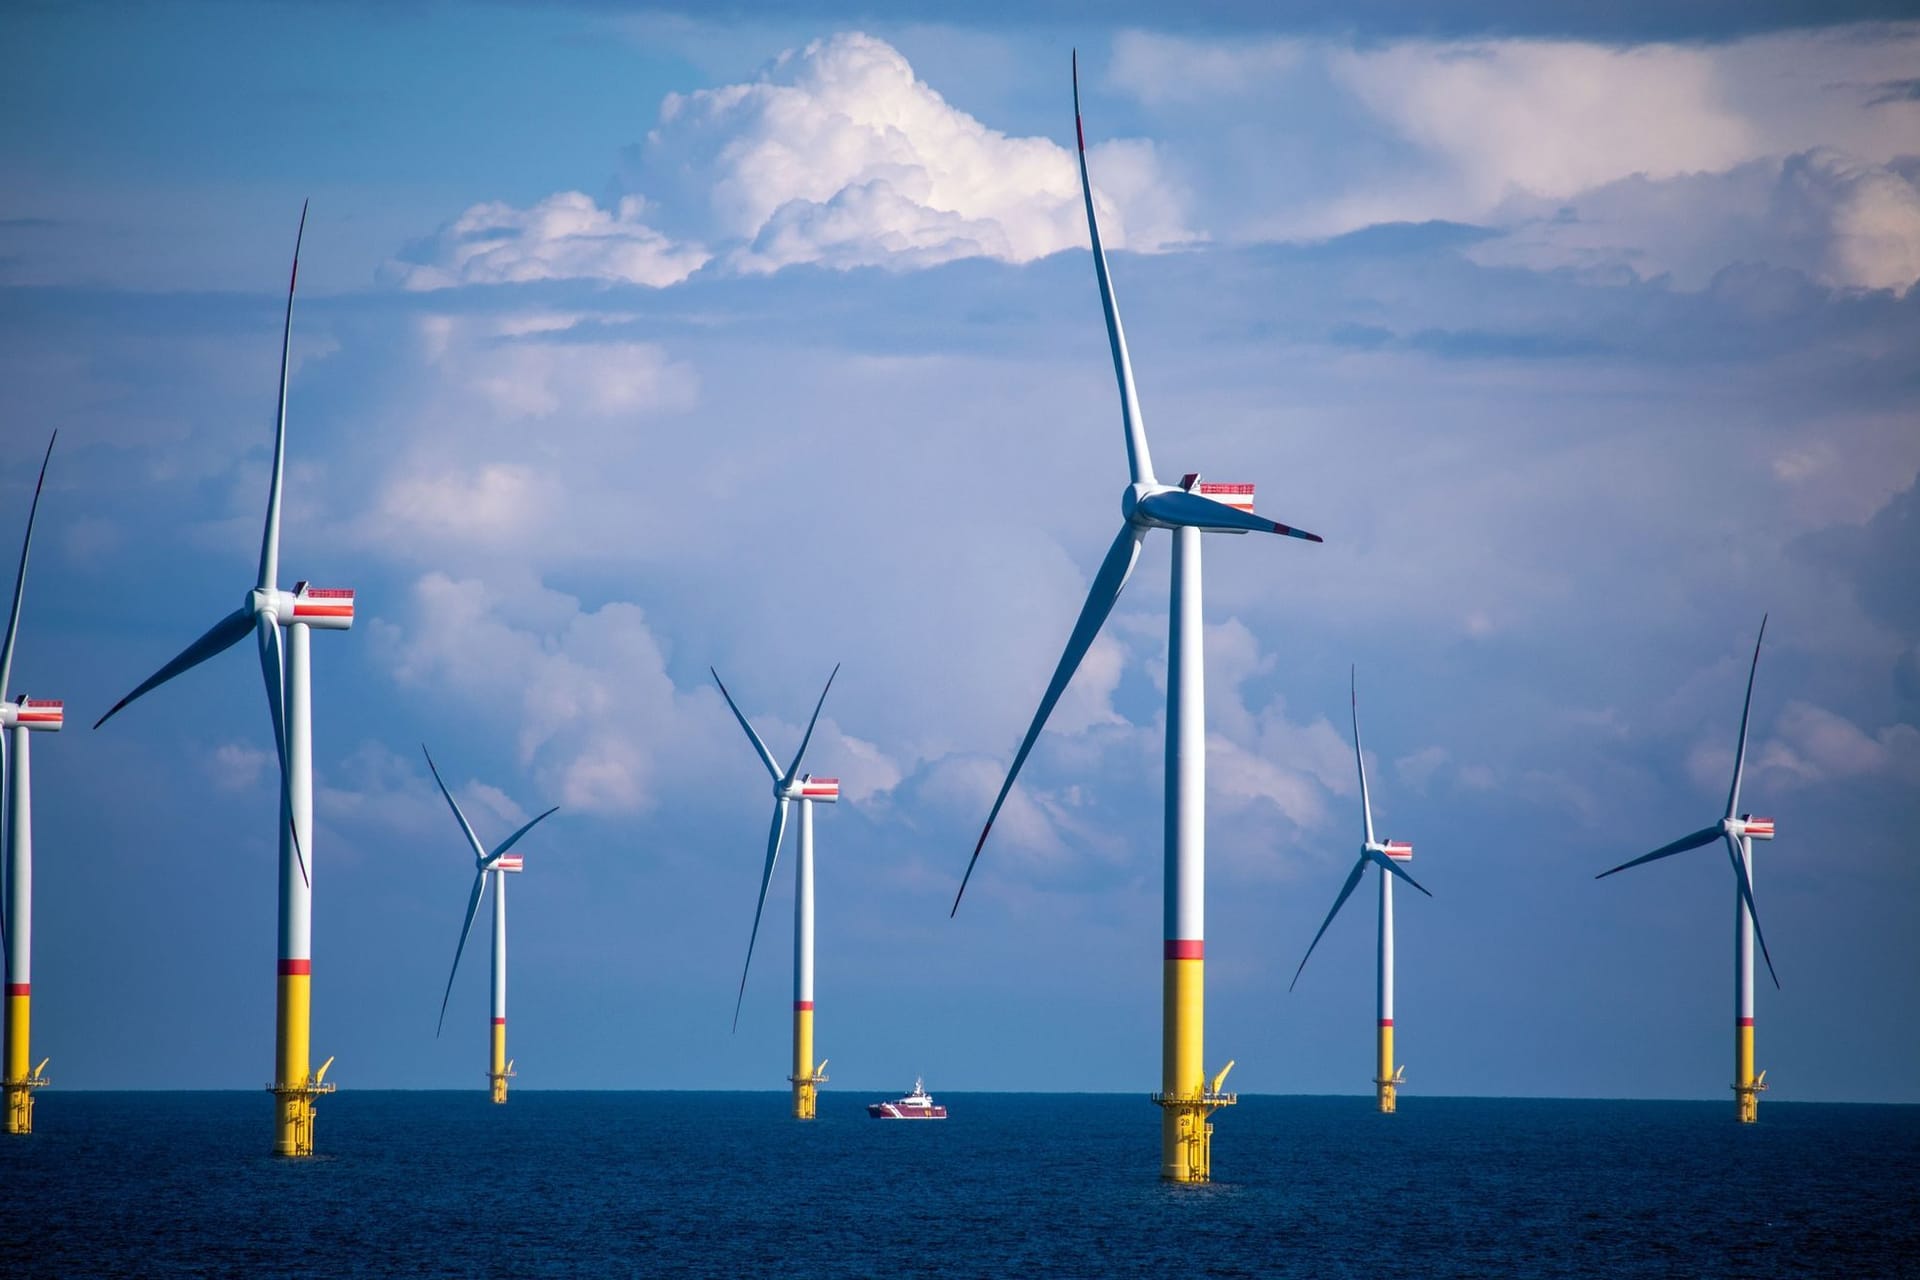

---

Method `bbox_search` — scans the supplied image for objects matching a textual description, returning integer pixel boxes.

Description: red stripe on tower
[492,1017,506,1026]
[1379,1018,1394,1028]
[1164,940,1204,960]
[278,959,311,976]
[1738,1017,1755,1027]
[5,983,28,997]
[794,1000,814,1012]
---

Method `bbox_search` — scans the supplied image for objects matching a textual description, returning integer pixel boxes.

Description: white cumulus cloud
[403,32,1193,284]
[637,32,1192,273]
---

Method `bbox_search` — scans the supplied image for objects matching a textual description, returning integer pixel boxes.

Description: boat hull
[867,1102,947,1120]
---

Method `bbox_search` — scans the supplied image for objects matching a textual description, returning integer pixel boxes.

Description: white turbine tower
[1597,617,1780,1122]
[712,664,839,1120]
[950,54,1324,1183]
[425,747,558,1104]
[1290,670,1432,1113]
[3,432,62,1134]
[95,203,355,1156]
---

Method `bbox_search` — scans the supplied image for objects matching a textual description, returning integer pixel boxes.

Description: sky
[1,1,1916,1103]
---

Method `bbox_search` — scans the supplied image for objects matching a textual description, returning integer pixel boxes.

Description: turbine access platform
[1152,1060,1237,1183]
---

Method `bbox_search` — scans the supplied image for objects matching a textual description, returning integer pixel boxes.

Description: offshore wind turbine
[2,433,62,1134]
[1597,617,1780,1123]
[95,204,355,1156]
[950,55,1324,1183]
[712,665,839,1120]
[425,747,558,1104]
[1289,671,1432,1113]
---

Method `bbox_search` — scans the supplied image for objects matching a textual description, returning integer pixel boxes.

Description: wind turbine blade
[258,200,307,593]
[1366,847,1433,897]
[486,805,559,865]
[1726,615,1767,821]
[256,614,307,889]
[1072,49,1154,487]
[952,521,1146,915]
[94,607,254,730]
[733,799,790,1031]
[421,745,487,862]
[1727,834,1780,989]
[1352,667,1374,846]
[436,869,489,1036]
[781,663,840,787]
[1291,859,1367,991]
[1135,489,1323,542]
[1593,825,1721,880]
[711,668,781,781]
[0,431,55,702]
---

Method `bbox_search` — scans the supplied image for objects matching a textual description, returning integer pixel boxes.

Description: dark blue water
[4,1093,1915,1277]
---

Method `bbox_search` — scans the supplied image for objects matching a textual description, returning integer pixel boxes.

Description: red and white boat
[867,1079,947,1120]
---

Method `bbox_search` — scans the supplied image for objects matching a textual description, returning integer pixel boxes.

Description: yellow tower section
[4,985,48,1134]
[1733,1017,1764,1123]
[1376,1021,1397,1113]
[789,1003,827,1119]
[490,1020,513,1104]
[1153,949,1235,1182]
[270,964,333,1156]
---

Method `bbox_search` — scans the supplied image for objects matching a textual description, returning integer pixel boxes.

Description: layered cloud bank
[401,33,1190,287]
[401,194,711,290]
[1112,24,1920,292]
[399,25,1920,296]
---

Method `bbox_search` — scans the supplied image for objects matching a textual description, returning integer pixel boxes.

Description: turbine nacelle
[1370,840,1413,862]
[494,854,525,873]
[1122,476,1271,534]
[1728,815,1775,841]
[249,584,356,631]
[1122,475,1320,541]
[0,697,63,732]
[787,775,840,803]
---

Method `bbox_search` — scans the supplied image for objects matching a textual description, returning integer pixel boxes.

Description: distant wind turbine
[95,204,354,1156]
[1596,617,1780,1122]
[2,432,62,1134]
[951,53,1324,1184]
[424,747,557,1104]
[1290,670,1432,1113]
[712,664,839,1120]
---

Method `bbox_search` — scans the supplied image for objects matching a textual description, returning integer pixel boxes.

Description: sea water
[4,1092,1915,1276]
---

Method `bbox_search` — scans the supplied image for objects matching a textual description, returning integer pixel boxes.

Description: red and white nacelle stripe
[1196,481,1255,512]
[801,776,840,802]
[494,854,525,873]
[1733,815,1775,841]
[1177,474,1257,513]
[1383,840,1413,861]
[0,696,63,732]
[287,583,355,630]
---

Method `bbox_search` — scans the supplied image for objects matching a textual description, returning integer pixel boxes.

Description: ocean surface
[4,1092,1916,1277]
